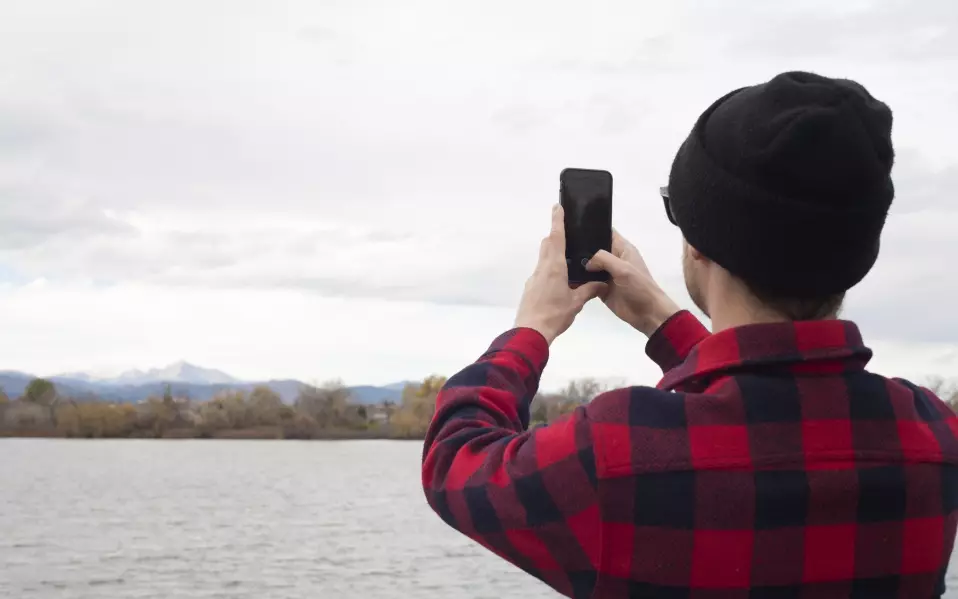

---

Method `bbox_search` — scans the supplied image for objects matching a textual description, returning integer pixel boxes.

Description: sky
[0,0,957,390]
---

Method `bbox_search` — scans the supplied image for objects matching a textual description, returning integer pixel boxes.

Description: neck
[706,278,790,333]
[709,300,789,333]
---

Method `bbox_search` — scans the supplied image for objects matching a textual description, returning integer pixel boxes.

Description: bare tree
[248,386,285,426]
[926,377,958,410]
[295,381,355,430]
[390,375,446,438]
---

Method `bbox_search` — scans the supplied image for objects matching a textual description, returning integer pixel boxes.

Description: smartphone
[560,168,613,285]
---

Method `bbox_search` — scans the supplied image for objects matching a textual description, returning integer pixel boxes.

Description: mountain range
[0,363,414,405]
[56,361,241,386]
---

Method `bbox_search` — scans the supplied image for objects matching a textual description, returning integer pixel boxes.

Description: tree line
[0,374,498,440]
[2,375,955,440]
[0,376,439,440]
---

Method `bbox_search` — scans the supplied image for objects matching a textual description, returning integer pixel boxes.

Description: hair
[744,281,845,321]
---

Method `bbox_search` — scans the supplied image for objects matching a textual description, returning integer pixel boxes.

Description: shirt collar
[658,319,873,391]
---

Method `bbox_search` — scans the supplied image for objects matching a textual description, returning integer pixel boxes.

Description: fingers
[550,204,565,243]
[573,281,606,306]
[539,204,566,263]
[538,236,552,262]
[611,228,625,255]
[611,228,637,257]
[585,250,630,278]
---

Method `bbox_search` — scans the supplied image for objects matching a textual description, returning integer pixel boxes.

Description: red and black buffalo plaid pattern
[422,310,958,598]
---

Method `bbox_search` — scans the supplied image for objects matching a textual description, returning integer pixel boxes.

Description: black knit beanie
[668,71,895,297]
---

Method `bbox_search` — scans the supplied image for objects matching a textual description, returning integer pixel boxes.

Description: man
[421,71,958,598]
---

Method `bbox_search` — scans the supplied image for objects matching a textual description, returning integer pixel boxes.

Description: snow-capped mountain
[91,361,240,386]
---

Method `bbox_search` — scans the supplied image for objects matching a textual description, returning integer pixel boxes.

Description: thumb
[586,250,629,278]
[573,281,606,306]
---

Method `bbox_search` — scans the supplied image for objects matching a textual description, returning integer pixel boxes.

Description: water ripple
[0,439,558,599]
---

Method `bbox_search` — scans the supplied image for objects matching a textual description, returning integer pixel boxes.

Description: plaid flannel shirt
[422,310,958,598]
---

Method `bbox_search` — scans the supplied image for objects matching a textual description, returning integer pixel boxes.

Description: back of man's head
[668,71,895,320]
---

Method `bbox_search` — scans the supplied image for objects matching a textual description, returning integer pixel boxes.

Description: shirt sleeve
[421,327,602,599]
[644,310,711,374]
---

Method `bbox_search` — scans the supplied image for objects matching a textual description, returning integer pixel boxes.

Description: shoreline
[0,427,426,441]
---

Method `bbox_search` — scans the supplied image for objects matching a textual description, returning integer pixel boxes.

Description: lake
[2,439,957,598]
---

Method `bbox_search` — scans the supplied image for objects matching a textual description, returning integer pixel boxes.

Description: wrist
[633,293,681,337]
[513,319,556,346]
[515,322,556,347]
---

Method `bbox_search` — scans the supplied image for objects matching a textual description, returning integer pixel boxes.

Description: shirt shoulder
[884,375,958,462]
[586,372,958,482]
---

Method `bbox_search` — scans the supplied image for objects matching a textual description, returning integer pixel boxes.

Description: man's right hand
[586,230,682,337]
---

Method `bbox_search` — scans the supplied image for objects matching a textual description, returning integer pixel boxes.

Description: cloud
[892,150,958,214]
[0,0,956,381]
[846,209,958,342]
[0,188,136,252]
[0,106,53,155]
[706,0,958,63]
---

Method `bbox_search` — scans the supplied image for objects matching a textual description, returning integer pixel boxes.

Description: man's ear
[686,241,709,264]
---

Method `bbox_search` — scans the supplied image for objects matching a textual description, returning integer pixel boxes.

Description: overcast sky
[0,0,956,389]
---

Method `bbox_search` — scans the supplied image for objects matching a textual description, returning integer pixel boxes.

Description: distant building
[366,405,392,425]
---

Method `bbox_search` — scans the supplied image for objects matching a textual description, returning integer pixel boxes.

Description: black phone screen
[560,168,612,284]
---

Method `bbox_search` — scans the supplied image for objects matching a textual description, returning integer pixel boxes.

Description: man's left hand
[514,204,606,345]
